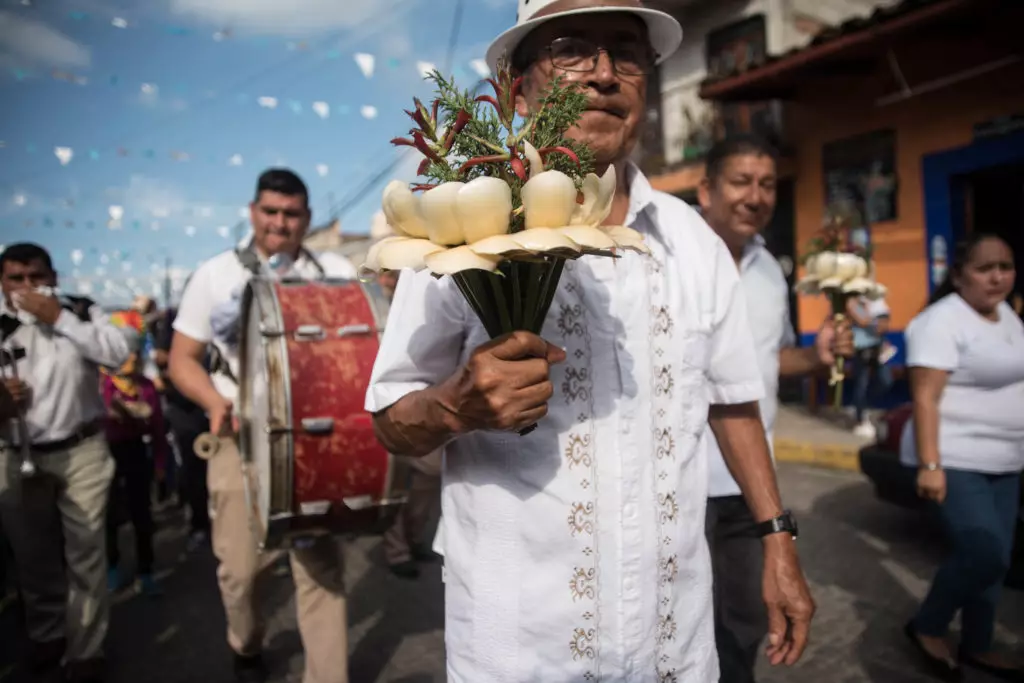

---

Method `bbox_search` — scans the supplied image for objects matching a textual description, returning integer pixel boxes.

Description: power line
[331,0,471,224]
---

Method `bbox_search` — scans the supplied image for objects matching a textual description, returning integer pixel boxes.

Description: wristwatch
[755,510,799,539]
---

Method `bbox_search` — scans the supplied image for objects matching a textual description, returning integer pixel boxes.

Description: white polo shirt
[706,237,796,498]
[366,165,765,683]
[899,294,1024,473]
[172,245,357,404]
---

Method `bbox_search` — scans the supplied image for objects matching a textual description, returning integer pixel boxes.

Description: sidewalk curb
[773,438,862,473]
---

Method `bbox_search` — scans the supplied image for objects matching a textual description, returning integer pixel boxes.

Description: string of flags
[3,142,341,173]
[11,1,497,77]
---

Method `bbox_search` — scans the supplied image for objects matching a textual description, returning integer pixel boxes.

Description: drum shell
[239,277,405,549]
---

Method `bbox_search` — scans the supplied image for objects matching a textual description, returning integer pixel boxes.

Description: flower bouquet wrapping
[794,214,887,407]
[360,63,649,432]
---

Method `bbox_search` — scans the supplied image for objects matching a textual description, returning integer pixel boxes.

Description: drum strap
[234,240,327,279]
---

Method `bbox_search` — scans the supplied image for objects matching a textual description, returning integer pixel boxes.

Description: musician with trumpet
[169,169,356,683]
[0,243,135,683]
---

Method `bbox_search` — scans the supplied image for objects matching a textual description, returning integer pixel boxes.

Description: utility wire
[331,0,469,224]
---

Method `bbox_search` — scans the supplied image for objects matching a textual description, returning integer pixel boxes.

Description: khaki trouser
[208,438,348,683]
[383,450,442,566]
[0,433,115,664]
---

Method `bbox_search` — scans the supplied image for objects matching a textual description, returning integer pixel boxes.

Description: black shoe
[389,560,421,580]
[903,622,963,682]
[959,651,1024,682]
[233,653,268,683]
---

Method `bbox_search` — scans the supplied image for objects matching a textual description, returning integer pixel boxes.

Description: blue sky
[0,0,516,305]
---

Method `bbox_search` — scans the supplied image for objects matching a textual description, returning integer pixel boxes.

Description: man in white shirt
[0,242,134,683]
[365,2,815,681]
[169,169,355,683]
[697,136,852,683]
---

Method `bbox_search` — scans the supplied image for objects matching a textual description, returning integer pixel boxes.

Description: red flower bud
[510,155,528,181]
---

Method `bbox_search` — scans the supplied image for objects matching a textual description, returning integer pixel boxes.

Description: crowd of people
[0,1,1021,682]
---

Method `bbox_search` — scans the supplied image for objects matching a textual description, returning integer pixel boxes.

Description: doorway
[955,161,1024,302]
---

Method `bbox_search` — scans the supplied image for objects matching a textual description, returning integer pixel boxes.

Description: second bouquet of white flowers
[360,61,649,341]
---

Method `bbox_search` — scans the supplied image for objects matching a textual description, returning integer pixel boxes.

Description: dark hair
[0,242,54,275]
[254,168,309,205]
[705,134,780,183]
[927,232,1011,306]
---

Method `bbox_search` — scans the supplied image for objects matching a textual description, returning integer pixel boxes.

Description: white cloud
[0,11,91,71]
[168,0,412,36]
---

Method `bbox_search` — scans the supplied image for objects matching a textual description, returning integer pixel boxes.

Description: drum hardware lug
[259,322,284,338]
[294,325,326,341]
[300,500,332,516]
[301,417,335,435]
[265,423,292,435]
[336,323,372,337]
[342,495,407,511]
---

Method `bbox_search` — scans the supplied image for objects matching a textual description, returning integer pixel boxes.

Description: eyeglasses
[544,37,654,76]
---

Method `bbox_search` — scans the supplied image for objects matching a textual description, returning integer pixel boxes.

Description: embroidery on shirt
[646,251,680,680]
[559,264,601,681]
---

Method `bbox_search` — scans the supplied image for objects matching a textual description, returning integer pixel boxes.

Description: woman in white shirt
[900,234,1024,682]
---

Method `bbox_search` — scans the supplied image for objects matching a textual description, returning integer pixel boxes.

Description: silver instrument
[2,344,36,477]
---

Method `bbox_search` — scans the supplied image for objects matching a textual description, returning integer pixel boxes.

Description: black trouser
[105,438,155,575]
[706,495,767,683]
[165,404,210,535]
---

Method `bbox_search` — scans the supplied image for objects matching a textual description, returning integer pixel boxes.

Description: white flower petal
[819,277,844,290]
[521,171,577,231]
[814,252,838,278]
[523,140,543,179]
[425,245,501,274]
[842,277,874,294]
[469,234,525,257]
[420,182,466,246]
[795,276,821,296]
[375,238,445,272]
[834,253,861,281]
[512,227,580,255]
[604,225,650,255]
[558,225,617,253]
[381,181,429,238]
[456,177,512,244]
[803,254,818,278]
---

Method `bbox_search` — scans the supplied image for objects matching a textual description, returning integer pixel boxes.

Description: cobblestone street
[2,462,1021,682]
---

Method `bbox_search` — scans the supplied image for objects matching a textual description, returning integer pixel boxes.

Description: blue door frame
[922,129,1024,295]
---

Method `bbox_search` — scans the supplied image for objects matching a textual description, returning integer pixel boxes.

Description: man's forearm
[779,347,823,378]
[708,402,784,523]
[373,385,465,458]
[168,355,224,413]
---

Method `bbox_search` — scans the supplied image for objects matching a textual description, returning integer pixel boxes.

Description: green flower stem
[533,257,565,334]
[454,272,501,338]
[488,272,514,333]
[510,261,523,331]
[522,260,543,334]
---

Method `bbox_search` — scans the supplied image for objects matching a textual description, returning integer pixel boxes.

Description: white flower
[420,181,466,245]
[455,177,513,244]
[521,171,577,231]
[382,181,429,238]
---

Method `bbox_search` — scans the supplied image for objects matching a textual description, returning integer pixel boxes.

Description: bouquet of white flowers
[794,214,888,406]
[359,61,649,340]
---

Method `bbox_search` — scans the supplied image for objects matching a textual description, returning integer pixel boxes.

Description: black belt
[29,421,102,454]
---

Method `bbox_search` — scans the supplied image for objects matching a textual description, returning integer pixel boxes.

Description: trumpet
[2,344,36,477]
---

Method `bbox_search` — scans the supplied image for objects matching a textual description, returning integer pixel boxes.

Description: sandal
[903,622,963,682]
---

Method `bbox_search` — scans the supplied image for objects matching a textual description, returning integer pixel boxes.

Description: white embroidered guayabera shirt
[366,165,765,683]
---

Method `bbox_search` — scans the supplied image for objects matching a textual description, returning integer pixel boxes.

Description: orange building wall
[788,62,1024,334]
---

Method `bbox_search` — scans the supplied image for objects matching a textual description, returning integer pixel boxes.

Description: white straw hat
[486,0,683,73]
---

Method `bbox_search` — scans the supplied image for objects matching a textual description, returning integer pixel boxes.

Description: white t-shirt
[172,245,356,404]
[899,294,1024,474]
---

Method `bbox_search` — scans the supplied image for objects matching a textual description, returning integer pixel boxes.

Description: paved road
[1,463,1021,682]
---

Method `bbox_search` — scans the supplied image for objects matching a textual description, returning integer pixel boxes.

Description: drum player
[168,169,357,683]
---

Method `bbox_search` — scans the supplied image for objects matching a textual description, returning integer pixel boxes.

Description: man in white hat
[366,1,815,681]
